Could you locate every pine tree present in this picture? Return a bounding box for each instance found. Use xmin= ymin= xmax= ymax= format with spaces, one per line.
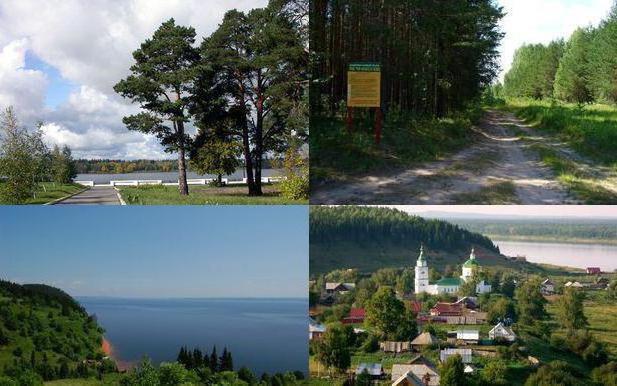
xmin=114 ymin=18 xmax=200 ymax=196
xmin=209 ymin=346 xmax=217 ymax=372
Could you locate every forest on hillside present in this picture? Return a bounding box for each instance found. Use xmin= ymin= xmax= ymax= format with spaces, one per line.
xmin=310 ymin=0 xmax=504 ymax=116
xmin=502 ymin=3 xmax=617 ymax=104
xmin=0 ymin=281 xmax=110 ymax=383
xmin=453 ymin=219 xmax=617 ymax=243
xmin=310 ymin=206 xmax=498 ymax=252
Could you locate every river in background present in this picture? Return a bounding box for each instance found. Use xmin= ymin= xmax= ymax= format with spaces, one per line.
xmin=494 ymin=240 xmax=617 ymax=271
xmin=75 ymin=169 xmax=281 ymax=184
xmin=78 ymin=297 xmax=307 ymax=375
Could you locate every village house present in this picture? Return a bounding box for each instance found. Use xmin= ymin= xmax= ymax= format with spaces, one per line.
xmin=410 ymin=332 xmax=439 ymax=351
xmin=407 ymin=300 xmax=423 ymax=314
xmin=440 ymin=348 xmax=472 ymax=364
xmin=430 ymin=302 xmax=463 ymax=317
xmin=309 ymin=318 xmax=326 ymax=341
xmin=488 ymin=322 xmax=517 ymax=342
xmin=355 ymin=363 xmax=384 ymax=380
xmin=540 ymin=278 xmax=555 ymax=295
xmin=456 ymin=330 xmax=479 ymax=345
xmin=380 ymin=341 xmax=412 ymax=353
xmin=391 ymin=356 xmax=440 ymax=386
xmin=325 ymin=282 xmax=355 ymax=294
xmin=565 ymin=281 xmax=584 ymax=289
xmin=342 ymin=307 xmax=365 ymax=324
xmin=586 ymin=267 xmax=602 ymax=275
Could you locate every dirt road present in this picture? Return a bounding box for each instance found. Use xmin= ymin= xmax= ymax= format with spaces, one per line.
xmin=311 ymin=110 xmax=579 ymax=204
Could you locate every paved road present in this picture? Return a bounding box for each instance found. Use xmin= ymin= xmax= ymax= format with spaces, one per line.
xmin=55 ymin=186 xmax=122 ymax=205
xmin=311 ymin=110 xmax=577 ymax=204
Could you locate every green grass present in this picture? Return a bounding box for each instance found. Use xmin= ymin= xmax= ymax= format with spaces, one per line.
xmin=0 ymin=182 xmax=85 ymax=204
xmin=505 ymin=98 xmax=617 ymax=166
xmin=310 ymin=107 xmax=480 ymax=183
xmin=530 ymin=143 xmax=617 ymax=203
xmin=118 ymin=184 xmax=306 ymax=205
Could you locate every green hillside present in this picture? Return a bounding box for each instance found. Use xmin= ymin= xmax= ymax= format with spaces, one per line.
xmin=310 ymin=206 xmax=541 ymax=275
xmin=0 ymin=280 xmax=113 ymax=384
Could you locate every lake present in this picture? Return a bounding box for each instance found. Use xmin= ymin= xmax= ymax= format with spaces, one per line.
xmin=78 ymin=297 xmax=307 ymax=375
xmin=76 ymin=169 xmax=281 ymax=184
xmin=494 ymin=240 xmax=617 ymax=271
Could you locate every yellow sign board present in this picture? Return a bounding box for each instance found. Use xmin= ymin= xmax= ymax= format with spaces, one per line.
xmin=347 ymin=63 xmax=381 ymax=108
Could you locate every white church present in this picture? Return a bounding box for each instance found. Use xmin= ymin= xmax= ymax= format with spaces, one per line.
xmin=414 ymin=245 xmax=491 ymax=295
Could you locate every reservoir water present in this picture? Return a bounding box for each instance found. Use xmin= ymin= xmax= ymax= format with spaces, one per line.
xmin=75 ymin=169 xmax=281 ymax=184
xmin=494 ymin=240 xmax=617 ymax=271
xmin=78 ymin=297 xmax=307 ymax=375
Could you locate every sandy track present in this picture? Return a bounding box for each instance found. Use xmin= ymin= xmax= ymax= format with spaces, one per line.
xmin=311 ymin=110 xmax=576 ymax=204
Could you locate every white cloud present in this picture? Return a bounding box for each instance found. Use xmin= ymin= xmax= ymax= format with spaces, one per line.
xmin=0 ymin=38 xmax=48 ymax=119
xmin=497 ymin=0 xmax=613 ymax=80
xmin=0 ymin=0 xmax=267 ymax=159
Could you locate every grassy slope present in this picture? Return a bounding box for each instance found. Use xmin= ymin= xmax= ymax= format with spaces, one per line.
xmin=0 ymin=182 xmax=84 ymax=205
xmin=45 ymin=374 xmax=123 ymax=386
xmin=118 ymin=184 xmax=306 ymax=205
xmin=310 ymin=108 xmax=480 ymax=183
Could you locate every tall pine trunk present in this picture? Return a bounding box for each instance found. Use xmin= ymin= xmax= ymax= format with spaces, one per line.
xmin=177 ymin=120 xmax=189 ymax=196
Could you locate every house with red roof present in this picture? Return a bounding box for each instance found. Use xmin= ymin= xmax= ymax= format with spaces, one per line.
xmin=342 ymin=308 xmax=366 ymax=324
xmin=429 ymin=302 xmax=463 ymax=317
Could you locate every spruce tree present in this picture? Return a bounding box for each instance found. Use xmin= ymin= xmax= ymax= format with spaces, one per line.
xmin=554 ymin=28 xmax=594 ymax=104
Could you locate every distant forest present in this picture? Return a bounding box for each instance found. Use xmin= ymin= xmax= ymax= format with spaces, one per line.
xmin=454 ymin=219 xmax=617 ymax=242
xmin=74 ymin=158 xmax=280 ymax=174
xmin=310 ymin=206 xmax=498 ymax=252
xmin=502 ymin=3 xmax=617 ymax=104
xmin=310 ymin=0 xmax=504 ymax=116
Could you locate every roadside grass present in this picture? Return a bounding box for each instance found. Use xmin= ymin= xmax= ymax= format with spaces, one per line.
xmin=450 ymin=180 xmax=519 ymax=204
xmin=310 ymin=107 xmax=481 ymax=184
xmin=505 ymin=98 xmax=617 ymax=166
xmin=530 ymin=143 xmax=617 ymax=203
xmin=0 ymin=182 xmax=84 ymax=205
xmin=118 ymin=184 xmax=306 ymax=205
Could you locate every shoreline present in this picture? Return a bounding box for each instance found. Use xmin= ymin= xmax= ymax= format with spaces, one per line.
xmin=491 ymin=235 xmax=617 ymax=246
xmin=102 ymin=337 xmax=134 ymax=372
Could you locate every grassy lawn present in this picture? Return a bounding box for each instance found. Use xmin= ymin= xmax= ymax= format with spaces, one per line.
xmin=310 ymin=107 xmax=480 ymax=184
xmin=118 ymin=184 xmax=306 ymax=205
xmin=0 ymin=182 xmax=85 ymax=204
xmin=505 ymin=98 xmax=617 ymax=165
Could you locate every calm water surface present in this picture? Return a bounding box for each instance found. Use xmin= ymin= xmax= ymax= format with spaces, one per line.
xmin=76 ymin=169 xmax=281 ymax=184
xmin=78 ymin=298 xmax=307 ymax=375
xmin=494 ymin=240 xmax=617 ymax=271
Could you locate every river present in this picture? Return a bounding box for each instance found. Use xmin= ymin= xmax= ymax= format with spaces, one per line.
xmin=494 ymin=239 xmax=617 ymax=271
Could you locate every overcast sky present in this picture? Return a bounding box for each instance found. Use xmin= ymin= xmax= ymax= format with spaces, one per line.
xmin=0 ymin=206 xmax=308 ymax=298
xmin=0 ymin=0 xmax=266 ymax=160
xmin=497 ymin=0 xmax=614 ymax=80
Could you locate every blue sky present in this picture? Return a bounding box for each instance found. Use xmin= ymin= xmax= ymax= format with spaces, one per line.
xmin=0 ymin=206 xmax=308 ymax=298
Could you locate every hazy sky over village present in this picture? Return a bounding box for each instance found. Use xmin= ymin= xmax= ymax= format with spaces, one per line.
xmin=0 ymin=0 xmax=267 ymax=159
xmin=0 ymin=206 xmax=308 ymax=298
xmin=497 ymin=0 xmax=614 ymax=80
